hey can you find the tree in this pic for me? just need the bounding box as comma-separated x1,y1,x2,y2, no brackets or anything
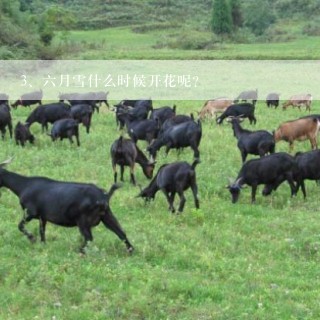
230,0,243,29
211,0,232,35
243,0,275,35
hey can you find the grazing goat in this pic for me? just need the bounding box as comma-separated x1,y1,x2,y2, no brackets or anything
59,92,100,112
294,150,320,198
110,136,155,185
147,119,202,160
12,90,43,109
138,160,200,213
234,89,258,106
70,104,93,134
49,119,80,146
230,118,275,162
150,105,176,125
227,152,297,203
282,94,313,111
0,158,133,253
0,103,13,139
26,102,71,132
266,93,280,108
14,122,35,147
216,103,256,125
274,117,320,151
199,98,233,120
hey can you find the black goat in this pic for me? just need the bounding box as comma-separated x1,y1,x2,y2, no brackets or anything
294,150,320,198
216,103,256,125
227,152,297,203
12,90,43,109
0,93,9,105
26,102,71,132
111,136,155,185
150,105,176,126
14,122,35,147
138,160,200,213
160,114,194,134
0,159,133,253
266,93,280,108
124,117,160,145
114,99,153,129
230,118,275,162
0,103,13,139
49,119,80,146
147,119,202,160
70,104,93,134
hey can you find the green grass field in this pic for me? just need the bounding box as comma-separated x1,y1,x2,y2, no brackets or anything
58,27,320,60
1,100,320,319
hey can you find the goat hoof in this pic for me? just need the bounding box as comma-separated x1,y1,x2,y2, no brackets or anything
28,235,36,243
127,246,134,254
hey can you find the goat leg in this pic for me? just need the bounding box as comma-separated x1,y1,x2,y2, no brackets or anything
102,209,134,253
18,213,36,243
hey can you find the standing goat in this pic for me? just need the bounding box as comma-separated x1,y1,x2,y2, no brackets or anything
0,158,133,253
111,136,155,185
137,160,200,213
274,117,320,152
230,118,275,162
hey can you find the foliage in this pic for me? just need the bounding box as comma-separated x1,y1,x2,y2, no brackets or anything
211,0,233,35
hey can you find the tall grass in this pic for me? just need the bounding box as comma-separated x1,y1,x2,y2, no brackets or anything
1,100,320,319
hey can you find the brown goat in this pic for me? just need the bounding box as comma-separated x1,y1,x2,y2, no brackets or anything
199,97,233,120
274,117,320,152
282,94,313,111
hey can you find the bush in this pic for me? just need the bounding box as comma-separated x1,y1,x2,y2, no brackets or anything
303,20,320,36
154,30,218,50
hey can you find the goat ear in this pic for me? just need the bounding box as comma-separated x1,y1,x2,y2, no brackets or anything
0,157,14,167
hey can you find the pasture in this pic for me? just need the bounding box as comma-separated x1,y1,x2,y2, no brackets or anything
58,27,320,60
1,100,320,319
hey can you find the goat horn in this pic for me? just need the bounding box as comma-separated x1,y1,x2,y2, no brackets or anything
0,157,14,167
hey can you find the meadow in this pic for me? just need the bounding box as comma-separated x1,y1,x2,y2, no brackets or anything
1,99,320,319
58,27,320,60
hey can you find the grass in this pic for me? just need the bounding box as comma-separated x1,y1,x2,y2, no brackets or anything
57,27,320,60
1,100,320,319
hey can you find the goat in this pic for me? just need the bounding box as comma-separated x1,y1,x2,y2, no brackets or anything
70,104,93,134
282,94,313,111
0,93,9,105
274,117,320,152
234,89,258,106
147,119,202,160
26,102,71,133
160,114,194,134
0,158,133,253
49,119,80,146
199,98,233,120
294,150,320,198
12,90,43,109
216,103,256,125
14,122,35,147
0,103,13,139
123,116,160,145
227,152,297,203
230,118,275,162
110,136,156,185
266,93,280,108
137,160,200,213
150,105,176,125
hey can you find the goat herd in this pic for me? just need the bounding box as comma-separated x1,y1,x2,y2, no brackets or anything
0,89,319,254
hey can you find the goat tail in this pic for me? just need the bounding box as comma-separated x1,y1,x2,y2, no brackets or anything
108,183,122,200
191,158,200,169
